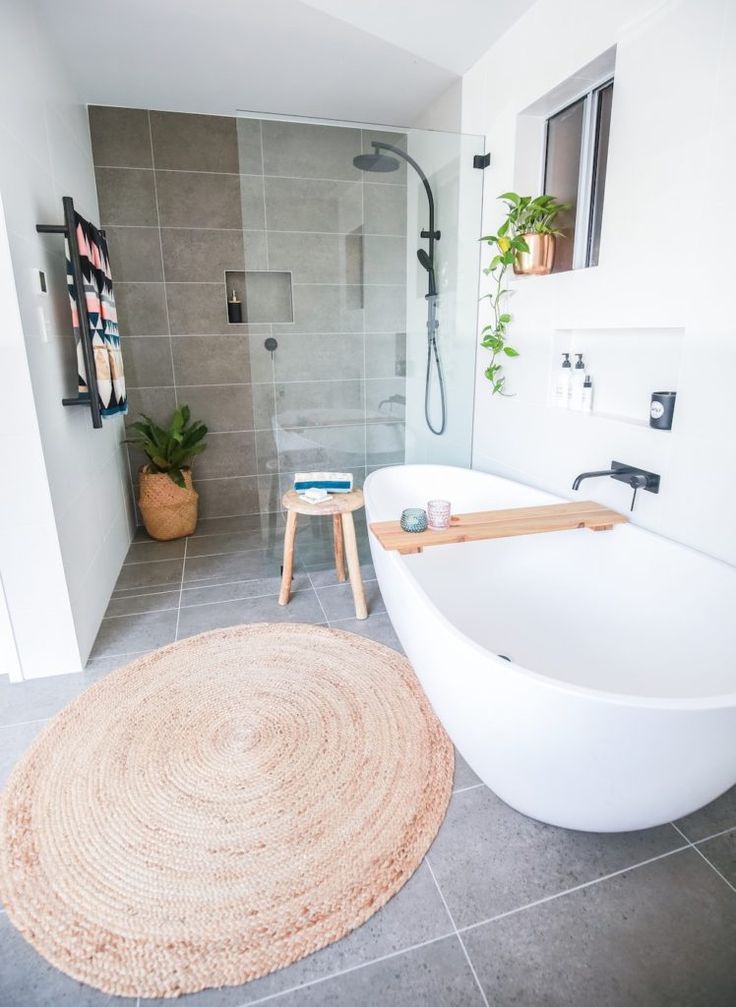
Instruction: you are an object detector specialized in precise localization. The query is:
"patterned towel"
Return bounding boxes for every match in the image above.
[65,212,127,417]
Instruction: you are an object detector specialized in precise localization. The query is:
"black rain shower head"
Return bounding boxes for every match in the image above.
[352,152,400,173]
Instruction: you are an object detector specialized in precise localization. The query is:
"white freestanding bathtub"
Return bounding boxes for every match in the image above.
[365,464,736,832]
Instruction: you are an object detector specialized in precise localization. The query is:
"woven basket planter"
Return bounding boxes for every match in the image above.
[137,466,198,541]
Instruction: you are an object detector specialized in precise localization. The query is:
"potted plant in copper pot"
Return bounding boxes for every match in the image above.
[126,405,208,541]
[479,191,570,394]
[499,192,570,276]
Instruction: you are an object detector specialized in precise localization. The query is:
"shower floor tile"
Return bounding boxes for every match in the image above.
[2,510,736,1007]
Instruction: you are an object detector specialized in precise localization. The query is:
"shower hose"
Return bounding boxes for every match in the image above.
[424,299,447,436]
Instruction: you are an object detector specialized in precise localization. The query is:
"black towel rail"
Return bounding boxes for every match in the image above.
[37,196,105,429]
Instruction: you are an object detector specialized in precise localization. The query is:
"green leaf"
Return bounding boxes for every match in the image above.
[125,406,208,475]
[499,313,511,324]
[503,346,520,357]
[498,192,520,204]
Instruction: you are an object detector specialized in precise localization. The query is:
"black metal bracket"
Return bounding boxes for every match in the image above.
[473,153,491,169]
[37,196,103,429]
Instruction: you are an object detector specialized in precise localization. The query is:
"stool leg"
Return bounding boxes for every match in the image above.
[279,511,298,606]
[333,514,346,582]
[341,512,367,620]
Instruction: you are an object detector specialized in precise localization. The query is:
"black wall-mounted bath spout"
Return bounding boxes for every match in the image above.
[572,460,660,511]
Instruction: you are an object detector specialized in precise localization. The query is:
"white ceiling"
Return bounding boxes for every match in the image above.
[33,0,534,125]
[301,0,536,75]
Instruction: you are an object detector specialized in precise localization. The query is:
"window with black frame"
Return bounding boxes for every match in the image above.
[543,79,613,271]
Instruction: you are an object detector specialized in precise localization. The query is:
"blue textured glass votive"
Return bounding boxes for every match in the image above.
[400,508,428,533]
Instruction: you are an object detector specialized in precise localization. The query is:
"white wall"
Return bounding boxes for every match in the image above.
[464,0,736,566]
[0,0,133,678]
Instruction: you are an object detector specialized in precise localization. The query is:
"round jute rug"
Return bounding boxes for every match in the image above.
[0,623,452,999]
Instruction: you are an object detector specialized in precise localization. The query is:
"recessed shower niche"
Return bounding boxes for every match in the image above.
[224,270,294,325]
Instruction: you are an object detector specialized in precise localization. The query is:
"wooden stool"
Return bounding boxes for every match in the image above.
[279,488,368,620]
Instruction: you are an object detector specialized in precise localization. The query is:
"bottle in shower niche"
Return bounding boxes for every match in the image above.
[554,353,572,407]
[581,374,593,412]
[570,353,586,410]
[227,289,242,324]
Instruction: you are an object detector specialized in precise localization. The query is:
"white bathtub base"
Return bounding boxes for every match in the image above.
[366,465,736,833]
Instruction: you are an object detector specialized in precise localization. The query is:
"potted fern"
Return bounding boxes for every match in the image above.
[126,405,208,540]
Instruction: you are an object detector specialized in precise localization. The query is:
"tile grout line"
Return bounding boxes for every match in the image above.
[107,576,376,611]
[671,822,736,893]
[104,226,407,239]
[456,842,693,938]
[96,164,407,188]
[308,572,332,626]
[119,280,407,288]
[105,586,321,621]
[174,537,188,642]
[147,108,177,410]
[424,858,490,1007]
[0,716,50,731]
[452,782,485,795]
[359,133,368,477]
[231,929,456,1007]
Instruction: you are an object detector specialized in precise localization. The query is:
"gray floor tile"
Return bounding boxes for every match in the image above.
[462,849,736,1007]
[329,614,403,652]
[309,562,375,588]
[186,531,284,558]
[0,720,47,787]
[675,786,736,841]
[241,863,452,1003]
[90,611,178,659]
[426,786,685,928]
[113,558,184,593]
[84,652,150,682]
[697,831,736,886]
[124,539,186,564]
[183,550,285,587]
[176,591,325,639]
[153,863,453,1006]
[0,673,84,728]
[453,751,482,792]
[189,513,284,538]
[180,574,310,608]
[0,912,134,1005]
[316,581,385,621]
[106,591,180,617]
[255,935,483,1007]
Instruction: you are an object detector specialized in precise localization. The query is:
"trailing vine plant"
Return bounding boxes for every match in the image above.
[480,192,569,395]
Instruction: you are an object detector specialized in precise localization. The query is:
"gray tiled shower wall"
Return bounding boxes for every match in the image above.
[89,107,408,519]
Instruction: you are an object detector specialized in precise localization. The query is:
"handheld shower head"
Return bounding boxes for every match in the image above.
[416,248,432,271]
[417,248,437,297]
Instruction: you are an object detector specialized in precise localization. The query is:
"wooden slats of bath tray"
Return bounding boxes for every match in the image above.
[369,500,627,555]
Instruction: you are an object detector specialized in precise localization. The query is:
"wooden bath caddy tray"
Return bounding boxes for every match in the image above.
[370,501,627,555]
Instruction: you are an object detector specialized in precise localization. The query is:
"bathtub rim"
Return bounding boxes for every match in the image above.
[365,464,736,713]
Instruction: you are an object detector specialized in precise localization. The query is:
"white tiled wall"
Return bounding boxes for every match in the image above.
[461,0,736,565]
[0,0,132,678]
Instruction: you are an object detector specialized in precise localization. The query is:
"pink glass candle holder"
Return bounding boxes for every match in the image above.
[427,499,451,530]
